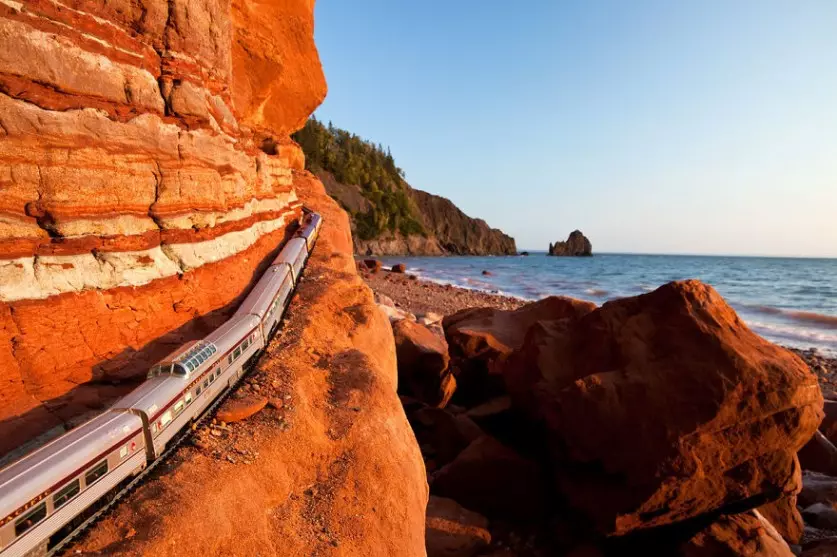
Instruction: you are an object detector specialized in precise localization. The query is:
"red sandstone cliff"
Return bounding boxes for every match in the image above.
[0,0,327,455]
[0,1,430,553]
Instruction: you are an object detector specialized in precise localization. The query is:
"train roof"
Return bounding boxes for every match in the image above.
[272,237,307,267]
[234,265,293,320]
[204,313,261,356]
[0,410,142,521]
[111,375,189,419]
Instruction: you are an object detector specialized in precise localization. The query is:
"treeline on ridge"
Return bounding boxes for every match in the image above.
[292,117,425,240]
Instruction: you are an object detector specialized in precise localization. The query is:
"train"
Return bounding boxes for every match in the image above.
[0,209,323,557]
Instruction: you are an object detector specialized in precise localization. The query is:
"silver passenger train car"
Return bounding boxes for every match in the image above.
[0,210,322,556]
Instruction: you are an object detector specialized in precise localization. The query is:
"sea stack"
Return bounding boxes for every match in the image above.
[548,230,592,256]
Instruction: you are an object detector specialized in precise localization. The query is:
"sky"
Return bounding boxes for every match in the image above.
[312,1,837,257]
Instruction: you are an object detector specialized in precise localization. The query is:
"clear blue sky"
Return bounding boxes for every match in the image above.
[312,1,837,257]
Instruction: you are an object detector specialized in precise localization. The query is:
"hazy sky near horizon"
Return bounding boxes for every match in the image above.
[312,1,837,257]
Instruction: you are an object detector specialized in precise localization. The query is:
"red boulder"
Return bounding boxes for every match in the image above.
[216,394,268,423]
[758,495,804,545]
[443,296,595,405]
[362,259,383,273]
[502,280,823,535]
[679,510,793,556]
[393,320,454,407]
[425,496,491,557]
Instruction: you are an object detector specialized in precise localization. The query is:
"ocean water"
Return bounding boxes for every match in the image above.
[373,253,837,357]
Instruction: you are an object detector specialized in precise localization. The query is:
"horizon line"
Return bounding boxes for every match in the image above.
[515,250,837,260]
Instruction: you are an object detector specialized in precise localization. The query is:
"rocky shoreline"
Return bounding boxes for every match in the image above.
[363,264,837,556]
[364,268,837,396]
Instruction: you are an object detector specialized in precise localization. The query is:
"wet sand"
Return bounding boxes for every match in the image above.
[363,268,837,396]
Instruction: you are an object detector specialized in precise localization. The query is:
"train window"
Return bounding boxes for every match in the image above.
[173,400,185,417]
[185,392,193,405]
[196,353,205,364]
[53,478,80,509]
[14,502,46,537]
[196,385,202,396]
[227,355,233,365]
[85,460,109,486]
[161,410,173,427]
[203,378,209,389]
[210,345,216,354]
[233,347,241,359]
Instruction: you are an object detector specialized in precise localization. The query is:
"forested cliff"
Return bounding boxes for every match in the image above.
[293,118,516,255]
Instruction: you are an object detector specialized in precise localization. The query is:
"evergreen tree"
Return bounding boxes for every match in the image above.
[292,118,426,240]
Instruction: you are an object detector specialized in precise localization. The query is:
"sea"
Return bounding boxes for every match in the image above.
[372,253,837,357]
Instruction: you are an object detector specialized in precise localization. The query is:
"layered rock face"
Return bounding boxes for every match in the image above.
[0,0,326,455]
[548,230,592,256]
[73,172,429,556]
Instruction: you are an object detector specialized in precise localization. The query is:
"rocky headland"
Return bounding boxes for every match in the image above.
[548,230,593,256]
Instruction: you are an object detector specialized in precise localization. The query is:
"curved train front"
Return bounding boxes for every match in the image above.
[0,210,323,557]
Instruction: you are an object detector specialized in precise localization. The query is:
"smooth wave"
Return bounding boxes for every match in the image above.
[742,304,837,329]
[745,304,783,316]
[787,311,837,329]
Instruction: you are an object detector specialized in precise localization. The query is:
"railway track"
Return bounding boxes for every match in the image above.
[45,271,309,557]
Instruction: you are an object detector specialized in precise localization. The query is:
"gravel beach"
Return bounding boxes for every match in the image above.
[362,269,524,316]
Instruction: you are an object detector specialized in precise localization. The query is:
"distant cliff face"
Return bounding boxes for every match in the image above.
[293,119,516,256]
[409,188,517,255]
[549,230,592,256]
[321,171,516,256]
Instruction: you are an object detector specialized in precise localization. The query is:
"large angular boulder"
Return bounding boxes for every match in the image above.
[759,495,804,544]
[425,496,491,557]
[393,320,454,407]
[431,435,546,521]
[502,280,823,535]
[443,296,595,406]
[679,510,793,556]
